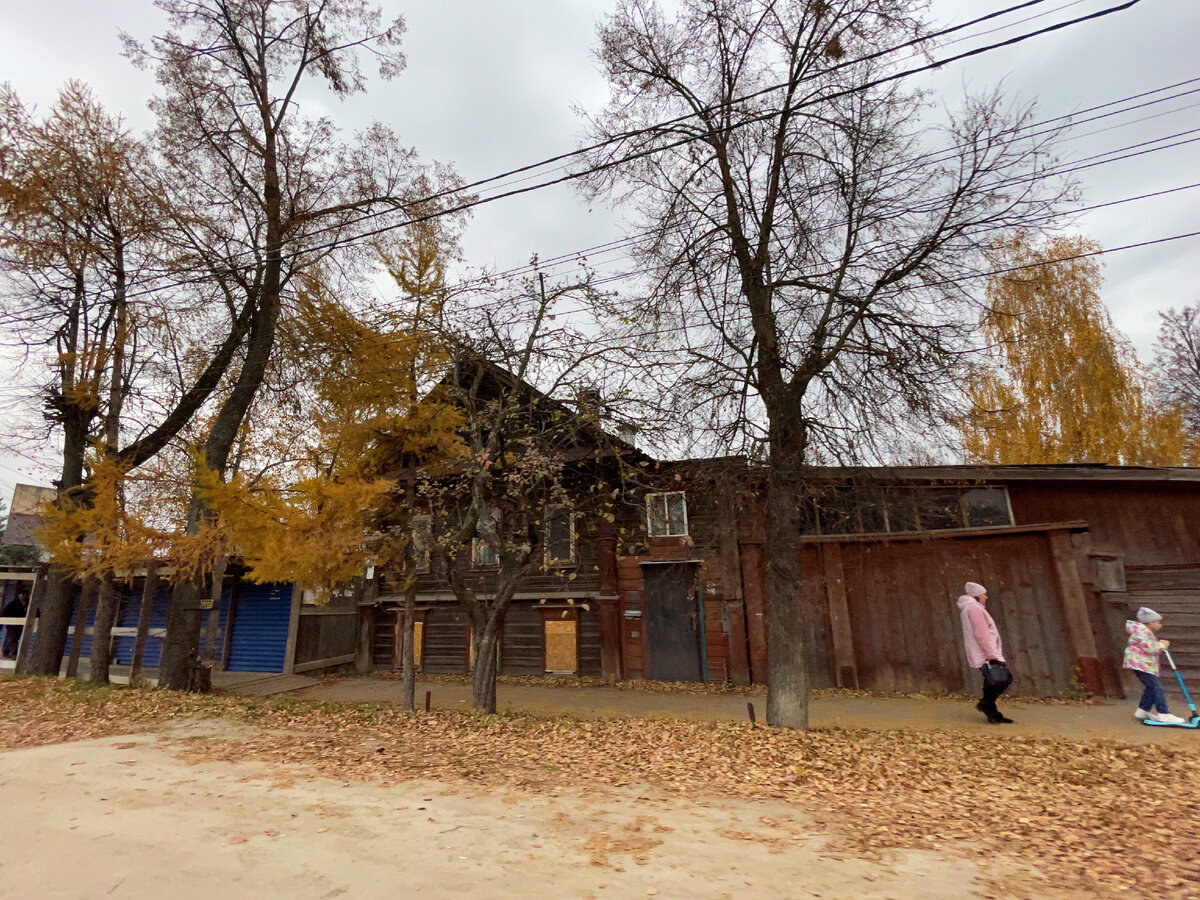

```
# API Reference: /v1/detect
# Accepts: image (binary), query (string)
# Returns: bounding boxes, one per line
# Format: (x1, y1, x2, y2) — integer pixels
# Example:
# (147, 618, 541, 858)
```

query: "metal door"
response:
(643, 563, 702, 682)
(226, 582, 291, 672)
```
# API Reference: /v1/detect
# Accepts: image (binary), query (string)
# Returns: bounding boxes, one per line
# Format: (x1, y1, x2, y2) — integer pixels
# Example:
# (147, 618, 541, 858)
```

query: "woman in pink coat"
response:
(957, 581, 1013, 724)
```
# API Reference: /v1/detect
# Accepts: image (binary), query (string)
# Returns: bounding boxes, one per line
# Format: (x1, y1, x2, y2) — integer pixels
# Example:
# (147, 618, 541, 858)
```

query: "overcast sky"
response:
(1, 0, 1198, 502)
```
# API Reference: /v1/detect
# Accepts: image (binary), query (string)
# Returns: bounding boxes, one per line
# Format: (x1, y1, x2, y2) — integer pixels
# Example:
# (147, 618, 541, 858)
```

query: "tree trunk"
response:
(470, 615, 501, 713)
(21, 422, 89, 675)
(159, 571, 205, 690)
(763, 418, 813, 730)
(88, 572, 120, 684)
(18, 566, 73, 676)
(130, 562, 160, 681)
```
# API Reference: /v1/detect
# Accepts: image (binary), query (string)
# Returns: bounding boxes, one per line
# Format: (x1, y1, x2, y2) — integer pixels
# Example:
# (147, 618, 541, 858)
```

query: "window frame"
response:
(646, 491, 688, 538)
(470, 506, 502, 569)
(411, 514, 432, 574)
(543, 504, 577, 568)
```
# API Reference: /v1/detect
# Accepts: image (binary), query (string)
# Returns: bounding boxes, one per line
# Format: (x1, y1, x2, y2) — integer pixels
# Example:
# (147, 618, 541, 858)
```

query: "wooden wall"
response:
(800, 527, 1097, 696)
(1008, 481, 1200, 567)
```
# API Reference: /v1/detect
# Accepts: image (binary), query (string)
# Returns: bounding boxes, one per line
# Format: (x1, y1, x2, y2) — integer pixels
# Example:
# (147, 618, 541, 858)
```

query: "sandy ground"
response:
(297, 677, 1200, 747)
(0, 722, 1039, 900)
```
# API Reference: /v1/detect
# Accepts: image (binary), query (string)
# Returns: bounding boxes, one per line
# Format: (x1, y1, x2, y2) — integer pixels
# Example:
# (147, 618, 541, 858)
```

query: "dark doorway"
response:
(643, 562, 702, 682)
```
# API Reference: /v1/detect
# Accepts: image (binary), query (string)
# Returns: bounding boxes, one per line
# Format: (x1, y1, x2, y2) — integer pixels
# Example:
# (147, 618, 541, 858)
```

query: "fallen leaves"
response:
(0, 675, 1192, 896)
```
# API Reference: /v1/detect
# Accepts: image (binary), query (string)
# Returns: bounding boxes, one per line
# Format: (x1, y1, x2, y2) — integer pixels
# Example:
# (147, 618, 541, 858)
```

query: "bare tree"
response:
(121, 0, 465, 689)
(1151, 305, 1200, 435)
(579, 0, 1073, 727)
(418, 269, 634, 713)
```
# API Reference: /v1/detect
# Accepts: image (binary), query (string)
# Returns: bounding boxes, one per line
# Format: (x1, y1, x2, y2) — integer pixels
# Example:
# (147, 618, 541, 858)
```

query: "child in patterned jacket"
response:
(1124, 607, 1185, 725)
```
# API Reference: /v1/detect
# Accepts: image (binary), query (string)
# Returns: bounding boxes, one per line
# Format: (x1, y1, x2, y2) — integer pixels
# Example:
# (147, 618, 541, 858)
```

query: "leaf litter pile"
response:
(1, 677, 1196, 896)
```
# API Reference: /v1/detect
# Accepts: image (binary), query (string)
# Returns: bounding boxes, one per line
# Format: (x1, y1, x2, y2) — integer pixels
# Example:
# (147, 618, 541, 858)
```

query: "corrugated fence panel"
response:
(112, 583, 173, 667)
(226, 582, 292, 672)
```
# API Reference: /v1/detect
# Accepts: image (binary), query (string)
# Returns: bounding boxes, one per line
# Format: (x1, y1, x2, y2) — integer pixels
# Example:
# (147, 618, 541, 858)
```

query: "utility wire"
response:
(113, 0, 1144, 302)
(386, 88, 1200, 301)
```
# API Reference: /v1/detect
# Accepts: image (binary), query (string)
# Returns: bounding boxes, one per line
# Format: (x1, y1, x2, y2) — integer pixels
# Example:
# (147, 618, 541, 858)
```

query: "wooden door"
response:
(643, 563, 702, 682)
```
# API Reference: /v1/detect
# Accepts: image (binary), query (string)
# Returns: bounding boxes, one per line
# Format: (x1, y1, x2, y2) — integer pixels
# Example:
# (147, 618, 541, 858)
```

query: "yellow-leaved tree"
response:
(194, 264, 464, 700)
(963, 232, 1195, 465)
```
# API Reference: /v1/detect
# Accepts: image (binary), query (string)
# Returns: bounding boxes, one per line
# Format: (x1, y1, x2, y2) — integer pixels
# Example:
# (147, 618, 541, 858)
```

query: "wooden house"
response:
(360, 428, 1200, 699)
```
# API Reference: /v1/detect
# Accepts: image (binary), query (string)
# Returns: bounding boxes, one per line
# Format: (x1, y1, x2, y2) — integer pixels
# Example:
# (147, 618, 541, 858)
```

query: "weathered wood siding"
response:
(1008, 482, 1200, 567)
(801, 528, 1082, 696)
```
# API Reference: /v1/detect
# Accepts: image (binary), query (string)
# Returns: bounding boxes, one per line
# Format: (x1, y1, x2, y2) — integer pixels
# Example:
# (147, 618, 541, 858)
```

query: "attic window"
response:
(646, 491, 688, 537)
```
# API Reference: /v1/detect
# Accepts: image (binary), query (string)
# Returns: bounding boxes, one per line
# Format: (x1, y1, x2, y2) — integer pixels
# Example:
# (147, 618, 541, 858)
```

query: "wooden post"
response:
(130, 563, 160, 681)
(820, 542, 859, 689)
(1048, 530, 1105, 696)
(66, 577, 96, 678)
(282, 582, 303, 675)
(13, 568, 44, 669)
(356, 604, 375, 674)
(724, 600, 751, 686)
(596, 595, 623, 683)
(738, 541, 769, 684)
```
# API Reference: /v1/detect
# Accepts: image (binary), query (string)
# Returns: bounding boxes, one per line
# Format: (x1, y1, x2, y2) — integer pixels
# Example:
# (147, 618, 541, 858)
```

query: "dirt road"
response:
(0, 723, 1030, 900)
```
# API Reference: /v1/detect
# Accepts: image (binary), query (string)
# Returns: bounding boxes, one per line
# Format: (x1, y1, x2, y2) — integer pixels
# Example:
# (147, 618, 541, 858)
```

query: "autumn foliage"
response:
(963, 232, 1196, 465)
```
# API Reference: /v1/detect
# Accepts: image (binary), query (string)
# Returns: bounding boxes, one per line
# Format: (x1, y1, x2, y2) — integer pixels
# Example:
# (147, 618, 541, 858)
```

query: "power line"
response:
(113, 0, 1144, 302)
(420, 89, 1200, 300)
(357, 131, 1200, 324)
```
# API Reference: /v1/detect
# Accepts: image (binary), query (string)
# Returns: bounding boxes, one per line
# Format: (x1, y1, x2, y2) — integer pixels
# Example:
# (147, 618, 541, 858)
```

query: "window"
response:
(962, 487, 1013, 527)
(411, 515, 431, 574)
(646, 491, 688, 537)
(544, 505, 576, 566)
(471, 507, 501, 568)
(918, 490, 968, 531)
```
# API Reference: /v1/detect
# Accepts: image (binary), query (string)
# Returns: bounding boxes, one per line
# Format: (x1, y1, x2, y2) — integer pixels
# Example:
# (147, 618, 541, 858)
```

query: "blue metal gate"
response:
(225, 582, 292, 672)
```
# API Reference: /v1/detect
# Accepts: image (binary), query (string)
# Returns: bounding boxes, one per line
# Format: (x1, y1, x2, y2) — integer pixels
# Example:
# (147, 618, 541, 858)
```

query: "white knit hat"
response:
(964, 582, 987, 598)
(1136, 607, 1163, 623)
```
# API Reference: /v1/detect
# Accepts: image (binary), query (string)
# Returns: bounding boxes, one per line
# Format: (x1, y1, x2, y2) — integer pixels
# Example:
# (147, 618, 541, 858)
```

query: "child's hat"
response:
(1136, 607, 1163, 623)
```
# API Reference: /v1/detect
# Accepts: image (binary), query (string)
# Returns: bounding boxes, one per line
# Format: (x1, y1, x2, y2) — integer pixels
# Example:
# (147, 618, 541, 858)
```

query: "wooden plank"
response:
(1048, 530, 1104, 694)
(597, 596, 622, 682)
(739, 541, 768, 684)
(130, 564, 160, 680)
(820, 542, 858, 689)
(293, 653, 356, 674)
(723, 599, 751, 686)
(282, 583, 303, 675)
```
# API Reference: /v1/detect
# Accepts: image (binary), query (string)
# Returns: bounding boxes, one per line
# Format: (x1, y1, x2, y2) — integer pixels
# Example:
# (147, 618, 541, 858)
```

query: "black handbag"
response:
(982, 660, 1013, 689)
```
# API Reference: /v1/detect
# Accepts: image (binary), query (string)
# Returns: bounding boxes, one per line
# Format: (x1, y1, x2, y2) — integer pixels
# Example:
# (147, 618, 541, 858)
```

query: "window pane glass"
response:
(963, 488, 1012, 527)
(646, 493, 667, 536)
(918, 490, 967, 530)
(546, 507, 574, 563)
(666, 492, 687, 535)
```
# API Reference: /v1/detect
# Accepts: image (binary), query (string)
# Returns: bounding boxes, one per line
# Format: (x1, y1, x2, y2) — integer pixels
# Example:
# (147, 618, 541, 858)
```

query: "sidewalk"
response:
(295, 676, 1200, 748)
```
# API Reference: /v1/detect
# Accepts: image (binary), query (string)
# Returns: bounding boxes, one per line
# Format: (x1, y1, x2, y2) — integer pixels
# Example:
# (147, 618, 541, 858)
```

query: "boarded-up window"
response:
(471, 507, 501, 568)
(646, 492, 688, 537)
(412, 620, 424, 667)
(411, 515, 431, 574)
(544, 505, 576, 567)
(544, 615, 578, 673)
